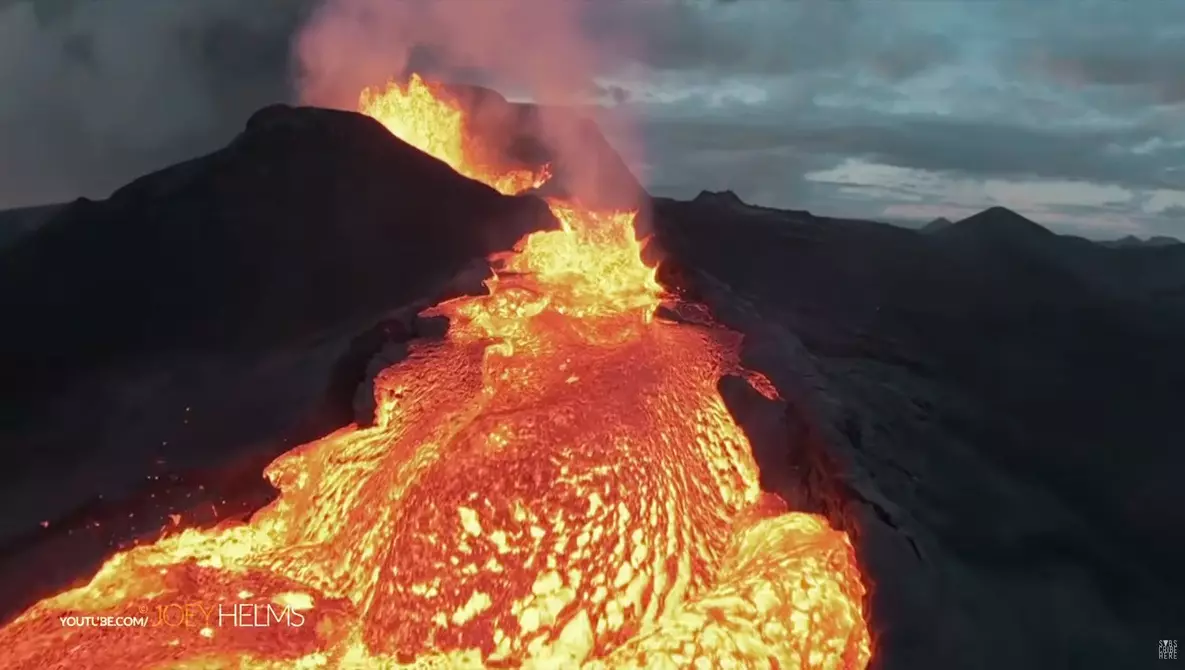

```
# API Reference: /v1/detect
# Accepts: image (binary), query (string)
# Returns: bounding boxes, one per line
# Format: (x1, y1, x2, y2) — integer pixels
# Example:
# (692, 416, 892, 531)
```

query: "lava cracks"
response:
(361, 317, 763, 665)
(0, 297, 871, 669)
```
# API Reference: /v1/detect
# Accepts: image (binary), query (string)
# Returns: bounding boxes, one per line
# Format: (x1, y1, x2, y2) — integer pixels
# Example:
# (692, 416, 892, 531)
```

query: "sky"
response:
(1, 0, 1182, 239)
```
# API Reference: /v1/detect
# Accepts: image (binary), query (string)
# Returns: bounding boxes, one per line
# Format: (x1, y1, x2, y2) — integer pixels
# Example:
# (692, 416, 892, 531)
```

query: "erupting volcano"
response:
(0, 76, 871, 668)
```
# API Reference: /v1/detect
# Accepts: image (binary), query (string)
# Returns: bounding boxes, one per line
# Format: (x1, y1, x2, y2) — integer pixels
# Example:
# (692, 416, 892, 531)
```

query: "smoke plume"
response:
(294, 0, 645, 208)
(0, 0, 647, 210)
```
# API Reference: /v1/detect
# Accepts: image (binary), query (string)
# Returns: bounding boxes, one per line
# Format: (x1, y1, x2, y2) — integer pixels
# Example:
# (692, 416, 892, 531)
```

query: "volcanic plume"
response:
(0, 77, 870, 668)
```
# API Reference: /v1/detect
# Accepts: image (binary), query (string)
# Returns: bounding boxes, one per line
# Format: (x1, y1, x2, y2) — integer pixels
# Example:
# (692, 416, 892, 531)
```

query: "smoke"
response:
(0, 0, 649, 210)
(296, 0, 613, 107)
(294, 0, 646, 208)
(0, 0, 308, 208)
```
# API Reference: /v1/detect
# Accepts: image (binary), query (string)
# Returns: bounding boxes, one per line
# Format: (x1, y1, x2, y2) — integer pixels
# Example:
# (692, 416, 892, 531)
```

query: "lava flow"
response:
(0, 75, 871, 669)
(359, 74, 551, 196)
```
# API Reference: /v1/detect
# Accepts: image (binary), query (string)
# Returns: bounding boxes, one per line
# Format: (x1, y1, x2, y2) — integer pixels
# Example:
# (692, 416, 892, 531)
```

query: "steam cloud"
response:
(0, 0, 646, 210)
(296, 0, 613, 107)
(295, 0, 645, 208)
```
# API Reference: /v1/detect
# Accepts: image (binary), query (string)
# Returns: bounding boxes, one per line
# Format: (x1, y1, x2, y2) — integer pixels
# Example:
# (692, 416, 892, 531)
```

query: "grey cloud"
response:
(646, 146, 828, 210)
(865, 31, 956, 82)
(588, 1, 951, 82)
(1, 0, 1181, 239)
(636, 114, 840, 212)
(0, 0, 310, 207)
(1035, 39, 1185, 105)
(1000, 4, 1185, 105)
(639, 110, 1180, 192)
(635, 101, 1184, 237)
(807, 120, 1178, 191)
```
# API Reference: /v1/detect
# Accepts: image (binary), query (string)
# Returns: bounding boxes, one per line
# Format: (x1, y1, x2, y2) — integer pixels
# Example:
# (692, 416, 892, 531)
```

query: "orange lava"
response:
(359, 74, 551, 196)
(0, 75, 871, 669)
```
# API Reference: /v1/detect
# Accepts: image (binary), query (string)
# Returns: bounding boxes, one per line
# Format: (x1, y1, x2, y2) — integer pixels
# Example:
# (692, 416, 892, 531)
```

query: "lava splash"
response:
(0, 75, 871, 669)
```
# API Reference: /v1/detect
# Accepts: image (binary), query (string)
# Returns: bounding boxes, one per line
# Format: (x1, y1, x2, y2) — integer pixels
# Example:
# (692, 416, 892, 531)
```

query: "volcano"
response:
(4, 72, 1182, 670)
(0, 77, 871, 668)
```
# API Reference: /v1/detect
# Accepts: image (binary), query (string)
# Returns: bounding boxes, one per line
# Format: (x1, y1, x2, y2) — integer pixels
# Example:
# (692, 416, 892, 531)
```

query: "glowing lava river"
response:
(0, 76, 871, 669)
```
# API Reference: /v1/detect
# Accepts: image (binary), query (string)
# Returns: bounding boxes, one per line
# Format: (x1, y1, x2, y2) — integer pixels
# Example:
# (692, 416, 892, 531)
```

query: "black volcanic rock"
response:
(0, 105, 555, 418)
(651, 196, 1185, 669)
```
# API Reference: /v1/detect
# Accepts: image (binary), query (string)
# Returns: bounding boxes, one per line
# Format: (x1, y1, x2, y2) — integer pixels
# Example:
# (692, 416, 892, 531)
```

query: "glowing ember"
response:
(0, 74, 871, 669)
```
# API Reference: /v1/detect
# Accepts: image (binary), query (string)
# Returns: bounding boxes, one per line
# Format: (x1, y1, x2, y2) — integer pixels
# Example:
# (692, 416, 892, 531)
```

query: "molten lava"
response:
(359, 74, 551, 196)
(0, 75, 871, 669)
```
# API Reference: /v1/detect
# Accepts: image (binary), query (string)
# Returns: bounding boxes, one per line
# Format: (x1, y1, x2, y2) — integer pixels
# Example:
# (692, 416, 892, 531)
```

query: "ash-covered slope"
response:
(651, 192, 1185, 669)
(0, 105, 555, 416)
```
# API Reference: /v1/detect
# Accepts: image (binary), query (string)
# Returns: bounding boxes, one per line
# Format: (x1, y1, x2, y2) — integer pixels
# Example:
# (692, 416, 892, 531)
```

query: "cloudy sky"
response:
(1, 0, 1182, 239)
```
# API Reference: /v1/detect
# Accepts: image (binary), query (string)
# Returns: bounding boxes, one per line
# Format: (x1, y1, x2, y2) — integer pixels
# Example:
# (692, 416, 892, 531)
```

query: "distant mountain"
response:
(1149, 235, 1182, 246)
(920, 217, 953, 234)
(937, 206, 1056, 242)
(692, 189, 748, 208)
(691, 190, 814, 221)
(1100, 234, 1183, 249)
(922, 205, 1185, 302)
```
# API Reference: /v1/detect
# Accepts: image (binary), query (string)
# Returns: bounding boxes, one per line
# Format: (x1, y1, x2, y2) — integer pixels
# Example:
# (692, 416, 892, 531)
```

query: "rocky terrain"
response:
(1, 106, 1183, 669)
(650, 190, 1185, 668)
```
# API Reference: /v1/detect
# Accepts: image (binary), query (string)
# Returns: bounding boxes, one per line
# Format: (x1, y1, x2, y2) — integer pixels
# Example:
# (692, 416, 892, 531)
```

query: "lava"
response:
(0, 75, 871, 669)
(359, 74, 551, 196)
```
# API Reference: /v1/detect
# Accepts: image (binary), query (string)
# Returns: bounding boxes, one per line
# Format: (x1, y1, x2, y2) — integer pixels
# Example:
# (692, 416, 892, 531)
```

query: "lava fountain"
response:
(0, 76, 871, 669)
